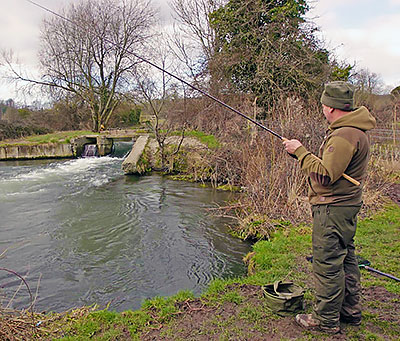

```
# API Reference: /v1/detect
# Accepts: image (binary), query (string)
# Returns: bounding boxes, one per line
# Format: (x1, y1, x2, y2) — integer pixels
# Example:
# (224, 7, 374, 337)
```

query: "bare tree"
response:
(131, 36, 186, 171)
(3, 0, 155, 132)
(169, 0, 224, 81)
(351, 67, 384, 96)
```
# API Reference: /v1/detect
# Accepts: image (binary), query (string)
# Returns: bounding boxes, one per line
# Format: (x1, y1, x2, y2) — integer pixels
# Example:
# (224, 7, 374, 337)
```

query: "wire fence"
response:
(370, 129, 400, 161)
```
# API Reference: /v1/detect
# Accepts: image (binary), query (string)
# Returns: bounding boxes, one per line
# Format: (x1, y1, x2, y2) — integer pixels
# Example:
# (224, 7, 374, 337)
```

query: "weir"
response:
(73, 133, 138, 158)
(110, 141, 134, 158)
(122, 135, 149, 175)
(0, 133, 140, 161)
(82, 144, 98, 157)
(71, 135, 113, 157)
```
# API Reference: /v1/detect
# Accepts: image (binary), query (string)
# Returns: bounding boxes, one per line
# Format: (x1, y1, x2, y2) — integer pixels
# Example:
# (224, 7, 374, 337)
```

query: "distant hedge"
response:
(0, 121, 52, 141)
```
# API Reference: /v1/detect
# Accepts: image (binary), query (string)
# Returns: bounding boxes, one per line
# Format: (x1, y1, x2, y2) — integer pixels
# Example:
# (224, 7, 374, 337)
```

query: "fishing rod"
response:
(24, 0, 360, 186)
(25, 0, 282, 139)
(307, 255, 400, 282)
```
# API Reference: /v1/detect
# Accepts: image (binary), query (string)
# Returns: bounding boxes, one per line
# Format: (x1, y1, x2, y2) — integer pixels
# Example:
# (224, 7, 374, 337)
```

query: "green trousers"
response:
(311, 204, 362, 328)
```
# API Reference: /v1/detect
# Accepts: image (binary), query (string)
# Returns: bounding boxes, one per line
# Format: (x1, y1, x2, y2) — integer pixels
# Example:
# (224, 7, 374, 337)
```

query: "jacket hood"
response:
(329, 106, 376, 131)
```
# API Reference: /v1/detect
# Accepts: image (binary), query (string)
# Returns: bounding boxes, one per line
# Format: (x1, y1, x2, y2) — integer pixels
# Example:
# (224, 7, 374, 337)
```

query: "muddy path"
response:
(142, 283, 399, 340)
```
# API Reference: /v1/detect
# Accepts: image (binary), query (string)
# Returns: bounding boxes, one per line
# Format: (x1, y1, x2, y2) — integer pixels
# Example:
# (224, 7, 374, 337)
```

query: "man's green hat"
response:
(321, 81, 354, 111)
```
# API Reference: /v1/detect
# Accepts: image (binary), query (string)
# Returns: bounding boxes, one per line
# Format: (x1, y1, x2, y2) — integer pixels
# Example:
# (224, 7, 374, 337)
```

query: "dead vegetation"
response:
(180, 93, 399, 240)
(0, 266, 94, 341)
(0, 305, 94, 340)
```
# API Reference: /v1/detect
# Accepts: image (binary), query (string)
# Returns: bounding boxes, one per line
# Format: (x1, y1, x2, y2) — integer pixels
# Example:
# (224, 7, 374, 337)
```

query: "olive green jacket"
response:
(294, 106, 376, 205)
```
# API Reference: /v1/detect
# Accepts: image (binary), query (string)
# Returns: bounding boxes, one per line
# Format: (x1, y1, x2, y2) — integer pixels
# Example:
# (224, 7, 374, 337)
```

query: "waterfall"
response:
(82, 144, 98, 157)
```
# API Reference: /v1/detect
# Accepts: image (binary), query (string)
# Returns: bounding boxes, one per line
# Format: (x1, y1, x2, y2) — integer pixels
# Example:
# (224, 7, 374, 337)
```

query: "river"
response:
(0, 151, 250, 313)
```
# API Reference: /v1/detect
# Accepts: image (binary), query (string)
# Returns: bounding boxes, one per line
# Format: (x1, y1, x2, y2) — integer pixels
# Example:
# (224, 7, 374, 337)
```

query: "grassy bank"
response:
(5, 203, 398, 340)
(0, 131, 96, 147)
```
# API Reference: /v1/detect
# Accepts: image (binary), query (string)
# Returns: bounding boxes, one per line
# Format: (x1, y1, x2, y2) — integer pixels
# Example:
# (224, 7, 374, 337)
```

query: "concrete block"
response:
(122, 135, 149, 174)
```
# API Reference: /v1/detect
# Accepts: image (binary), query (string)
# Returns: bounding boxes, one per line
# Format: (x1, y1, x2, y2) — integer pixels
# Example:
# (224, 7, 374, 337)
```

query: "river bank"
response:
(0, 130, 138, 160)
(0, 157, 250, 315)
(1, 130, 399, 339)
(1, 200, 399, 340)
(0, 130, 214, 178)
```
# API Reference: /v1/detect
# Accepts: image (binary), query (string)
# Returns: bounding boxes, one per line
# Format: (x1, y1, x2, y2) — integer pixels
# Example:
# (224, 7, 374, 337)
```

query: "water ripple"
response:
(0, 158, 251, 312)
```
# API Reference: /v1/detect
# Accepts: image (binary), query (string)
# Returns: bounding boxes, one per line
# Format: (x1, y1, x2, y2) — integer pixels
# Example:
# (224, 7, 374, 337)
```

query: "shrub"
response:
(0, 121, 52, 141)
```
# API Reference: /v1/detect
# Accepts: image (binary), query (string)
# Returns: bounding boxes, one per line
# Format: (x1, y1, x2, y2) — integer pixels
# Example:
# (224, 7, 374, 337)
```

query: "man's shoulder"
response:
(331, 126, 365, 137)
(330, 126, 367, 146)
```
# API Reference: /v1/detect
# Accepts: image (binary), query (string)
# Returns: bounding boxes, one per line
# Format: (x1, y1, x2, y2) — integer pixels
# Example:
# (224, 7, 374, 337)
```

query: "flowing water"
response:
(0, 150, 250, 313)
(82, 144, 98, 157)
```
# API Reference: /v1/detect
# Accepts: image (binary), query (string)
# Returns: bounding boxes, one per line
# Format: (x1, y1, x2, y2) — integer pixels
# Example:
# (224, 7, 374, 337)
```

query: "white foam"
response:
(90, 174, 110, 187)
(2, 157, 121, 183)
(6, 188, 46, 197)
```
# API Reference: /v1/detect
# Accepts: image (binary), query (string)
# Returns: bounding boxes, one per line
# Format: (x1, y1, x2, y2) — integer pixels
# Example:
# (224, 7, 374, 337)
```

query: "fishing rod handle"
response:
(365, 266, 400, 282)
(313, 151, 360, 186)
(282, 138, 360, 186)
(342, 174, 361, 186)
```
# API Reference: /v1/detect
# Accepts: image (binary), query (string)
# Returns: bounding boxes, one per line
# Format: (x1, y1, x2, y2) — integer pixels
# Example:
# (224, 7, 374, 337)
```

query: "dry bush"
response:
(197, 98, 325, 239)
(0, 306, 93, 340)
(362, 144, 400, 216)
(206, 140, 309, 240)
(0, 267, 37, 340)
(1, 99, 91, 134)
(163, 84, 255, 136)
(0, 121, 51, 141)
(170, 89, 397, 240)
(0, 266, 93, 340)
(233, 103, 322, 238)
(0, 308, 36, 340)
(359, 92, 400, 215)
(205, 97, 397, 239)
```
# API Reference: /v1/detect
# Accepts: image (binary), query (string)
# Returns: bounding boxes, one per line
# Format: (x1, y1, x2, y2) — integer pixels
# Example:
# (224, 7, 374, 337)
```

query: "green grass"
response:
(355, 204, 400, 293)
(57, 309, 150, 340)
(151, 129, 219, 149)
(0, 131, 96, 147)
(173, 130, 219, 149)
(52, 291, 195, 340)
(38, 204, 400, 339)
(216, 184, 241, 192)
(242, 204, 400, 293)
(25, 131, 96, 144)
(244, 224, 312, 286)
(186, 130, 219, 149)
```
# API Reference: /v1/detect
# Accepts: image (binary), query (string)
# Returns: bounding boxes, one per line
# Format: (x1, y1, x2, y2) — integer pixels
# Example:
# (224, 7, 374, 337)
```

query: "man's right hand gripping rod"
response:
(282, 137, 361, 187)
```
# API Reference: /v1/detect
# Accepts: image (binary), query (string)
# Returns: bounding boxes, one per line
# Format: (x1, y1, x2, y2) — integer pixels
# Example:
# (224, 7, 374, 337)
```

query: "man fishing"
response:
(283, 81, 376, 334)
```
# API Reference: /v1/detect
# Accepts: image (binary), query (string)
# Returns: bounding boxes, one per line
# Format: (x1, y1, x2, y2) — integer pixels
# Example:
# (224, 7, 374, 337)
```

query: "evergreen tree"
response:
(210, 0, 331, 115)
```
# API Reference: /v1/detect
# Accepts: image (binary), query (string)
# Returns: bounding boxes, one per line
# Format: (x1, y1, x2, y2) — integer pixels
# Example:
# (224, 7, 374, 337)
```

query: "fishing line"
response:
(23, 0, 361, 186)
(24, 0, 284, 139)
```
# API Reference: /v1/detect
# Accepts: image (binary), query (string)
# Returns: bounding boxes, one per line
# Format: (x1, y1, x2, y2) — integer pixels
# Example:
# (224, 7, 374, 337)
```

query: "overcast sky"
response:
(1, 0, 399, 102)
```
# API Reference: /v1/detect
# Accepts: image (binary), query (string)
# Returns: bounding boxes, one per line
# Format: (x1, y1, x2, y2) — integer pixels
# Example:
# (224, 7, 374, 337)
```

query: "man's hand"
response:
(282, 139, 303, 154)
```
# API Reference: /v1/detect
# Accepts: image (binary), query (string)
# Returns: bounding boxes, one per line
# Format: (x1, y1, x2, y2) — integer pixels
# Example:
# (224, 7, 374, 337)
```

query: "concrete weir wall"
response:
(0, 143, 73, 160)
(96, 136, 113, 156)
(71, 136, 113, 157)
(122, 135, 149, 174)
(0, 134, 128, 161)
